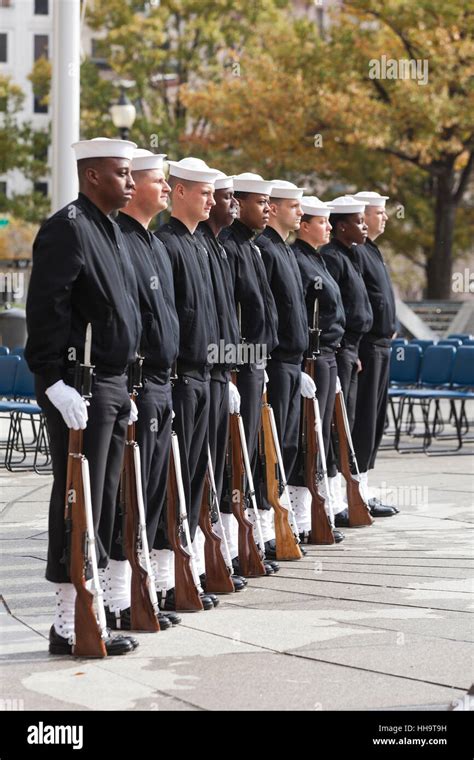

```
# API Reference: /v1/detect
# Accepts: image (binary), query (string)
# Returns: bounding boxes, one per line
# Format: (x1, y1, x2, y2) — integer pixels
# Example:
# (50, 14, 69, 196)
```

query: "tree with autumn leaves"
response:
(182, 0, 473, 299)
(1, 0, 472, 297)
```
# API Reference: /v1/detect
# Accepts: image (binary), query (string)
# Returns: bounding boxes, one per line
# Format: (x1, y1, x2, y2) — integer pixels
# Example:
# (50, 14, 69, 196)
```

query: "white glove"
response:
(128, 398, 138, 425)
(45, 379, 88, 430)
(300, 371, 316, 398)
(263, 370, 269, 395)
(229, 382, 241, 414)
(336, 376, 342, 393)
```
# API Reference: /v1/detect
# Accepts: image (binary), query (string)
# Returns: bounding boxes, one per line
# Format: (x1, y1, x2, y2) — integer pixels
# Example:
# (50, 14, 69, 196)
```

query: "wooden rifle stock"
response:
(229, 414, 266, 577)
(260, 401, 303, 560)
(198, 475, 234, 593)
(302, 361, 334, 545)
(66, 429, 107, 657)
(121, 420, 160, 632)
(167, 435, 203, 611)
(333, 392, 373, 527)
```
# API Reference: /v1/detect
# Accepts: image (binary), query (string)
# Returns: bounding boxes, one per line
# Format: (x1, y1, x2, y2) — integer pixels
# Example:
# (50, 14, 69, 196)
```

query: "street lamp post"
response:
(110, 86, 136, 140)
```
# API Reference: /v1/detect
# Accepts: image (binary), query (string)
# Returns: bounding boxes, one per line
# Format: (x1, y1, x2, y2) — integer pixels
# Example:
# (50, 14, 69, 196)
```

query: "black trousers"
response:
(266, 360, 301, 486)
(36, 373, 130, 583)
(209, 376, 230, 504)
(171, 374, 210, 539)
(237, 364, 267, 510)
(327, 345, 359, 477)
(293, 352, 337, 485)
(336, 345, 359, 431)
(110, 376, 173, 559)
(314, 352, 338, 462)
(352, 341, 390, 472)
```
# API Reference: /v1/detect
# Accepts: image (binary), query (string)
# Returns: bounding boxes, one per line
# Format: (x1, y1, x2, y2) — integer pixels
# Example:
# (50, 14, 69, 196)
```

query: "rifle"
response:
(65, 323, 107, 657)
(229, 411, 266, 577)
(167, 432, 204, 611)
(260, 396, 303, 560)
(333, 389, 373, 527)
(198, 454, 234, 593)
(206, 445, 236, 577)
(302, 299, 335, 545)
(120, 356, 160, 632)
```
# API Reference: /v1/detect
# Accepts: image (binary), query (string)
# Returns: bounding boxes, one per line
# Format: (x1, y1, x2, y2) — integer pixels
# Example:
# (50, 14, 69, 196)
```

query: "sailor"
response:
(155, 157, 221, 610)
(195, 172, 246, 592)
(220, 172, 280, 572)
(25, 137, 141, 655)
(292, 196, 346, 541)
(102, 149, 181, 630)
(255, 180, 315, 537)
(351, 191, 399, 517)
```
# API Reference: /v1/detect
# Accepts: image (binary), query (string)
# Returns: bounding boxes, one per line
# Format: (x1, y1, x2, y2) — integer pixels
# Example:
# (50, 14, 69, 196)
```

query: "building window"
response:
(0, 33, 7, 63)
(33, 133, 48, 162)
(0, 181, 7, 196)
(34, 34, 49, 61)
(34, 182, 48, 197)
(34, 0, 49, 14)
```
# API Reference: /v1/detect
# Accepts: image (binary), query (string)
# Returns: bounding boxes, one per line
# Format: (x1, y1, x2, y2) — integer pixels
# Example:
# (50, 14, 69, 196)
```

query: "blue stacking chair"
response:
(0, 346, 10, 356)
(384, 344, 423, 448)
(410, 339, 435, 353)
(438, 338, 462, 348)
(391, 338, 407, 348)
(395, 346, 469, 453)
(448, 334, 472, 343)
(0, 357, 50, 472)
(11, 347, 25, 357)
(464, 339, 474, 346)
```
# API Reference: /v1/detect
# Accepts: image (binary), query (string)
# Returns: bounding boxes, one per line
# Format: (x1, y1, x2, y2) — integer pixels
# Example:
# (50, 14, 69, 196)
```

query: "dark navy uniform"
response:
(320, 239, 373, 433)
(156, 217, 219, 537)
(352, 238, 397, 472)
(25, 193, 141, 582)
(256, 227, 308, 483)
(220, 219, 278, 511)
(108, 211, 179, 559)
(293, 238, 345, 460)
(197, 221, 240, 505)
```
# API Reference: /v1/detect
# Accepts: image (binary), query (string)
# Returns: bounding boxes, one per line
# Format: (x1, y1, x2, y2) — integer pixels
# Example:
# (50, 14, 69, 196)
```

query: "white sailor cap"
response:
(131, 149, 167, 171)
(233, 172, 273, 196)
(213, 171, 234, 191)
(72, 137, 137, 161)
(329, 195, 366, 214)
(352, 191, 389, 207)
(270, 180, 305, 200)
(167, 157, 219, 183)
(300, 196, 334, 218)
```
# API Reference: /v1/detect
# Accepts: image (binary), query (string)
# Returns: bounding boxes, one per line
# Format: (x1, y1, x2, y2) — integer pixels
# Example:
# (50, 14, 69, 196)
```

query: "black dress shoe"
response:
(264, 540, 278, 560)
(368, 498, 399, 517)
(105, 605, 162, 633)
(263, 562, 275, 575)
(299, 545, 307, 556)
(162, 610, 181, 626)
(334, 508, 350, 528)
(49, 625, 136, 656)
(232, 576, 246, 592)
(157, 613, 172, 630)
(202, 591, 219, 607)
(200, 593, 218, 609)
(265, 559, 280, 572)
(333, 529, 345, 543)
(161, 587, 214, 612)
(233, 574, 248, 586)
